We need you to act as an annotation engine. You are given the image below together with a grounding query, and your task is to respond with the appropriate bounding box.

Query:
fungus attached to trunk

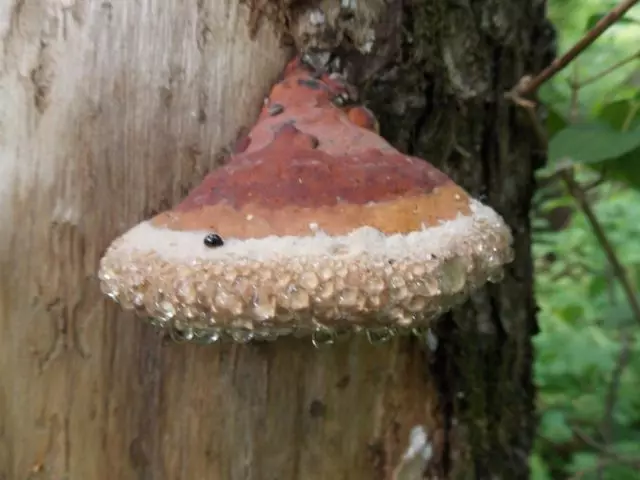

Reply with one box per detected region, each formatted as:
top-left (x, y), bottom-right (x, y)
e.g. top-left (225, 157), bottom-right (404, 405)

top-left (98, 56), bottom-right (514, 344)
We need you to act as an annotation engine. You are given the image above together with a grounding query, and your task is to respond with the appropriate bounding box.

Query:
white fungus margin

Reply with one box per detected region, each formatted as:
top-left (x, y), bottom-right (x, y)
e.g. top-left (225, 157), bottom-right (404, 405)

top-left (98, 199), bottom-right (513, 341)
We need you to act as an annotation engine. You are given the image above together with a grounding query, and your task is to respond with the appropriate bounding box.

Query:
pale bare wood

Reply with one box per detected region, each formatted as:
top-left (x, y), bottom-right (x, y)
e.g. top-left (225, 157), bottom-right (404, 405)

top-left (0, 2), bottom-right (439, 479)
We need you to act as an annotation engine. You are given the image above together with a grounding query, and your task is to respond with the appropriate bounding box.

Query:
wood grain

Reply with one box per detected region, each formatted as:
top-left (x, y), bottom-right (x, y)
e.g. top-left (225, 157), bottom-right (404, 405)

top-left (0, 1), bottom-right (439, 479)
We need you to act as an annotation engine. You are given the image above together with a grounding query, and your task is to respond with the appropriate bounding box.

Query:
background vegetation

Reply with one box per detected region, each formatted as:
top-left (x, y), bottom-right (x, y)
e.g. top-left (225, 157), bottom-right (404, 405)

top-left (531, 1), bottom-right (640, 478)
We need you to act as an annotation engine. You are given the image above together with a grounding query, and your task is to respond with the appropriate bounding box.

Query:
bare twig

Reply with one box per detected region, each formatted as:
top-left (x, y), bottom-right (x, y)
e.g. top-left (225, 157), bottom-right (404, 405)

top-left (574, 49), bottom-right (640, 88)
top-left (621, 100), bottom-right (640, 131)
top-left (510, 9), bottom-right (640, 473)
top-left (514, 0), bottom-right (640, 97)
top-left (597, 331), bottom-right (634, 478)
top-left (572, 426), bottom-right (640, 466)
top-left (513, 93), bottom-right (640, 326)
top-left (509, 6), bottom-right (640, 467)
top-left (579, 170), bottom-right (608, 192)
top-left (569, 62), bottom-right (581, 121)
top-left (570, 456), bottom-right (640, 479)
top-left (560, 171), bottom-right (640, 325)
top-left (570, 459), bottom-right (610, 479)
top-left (601, 332), bottom-right (633, 439)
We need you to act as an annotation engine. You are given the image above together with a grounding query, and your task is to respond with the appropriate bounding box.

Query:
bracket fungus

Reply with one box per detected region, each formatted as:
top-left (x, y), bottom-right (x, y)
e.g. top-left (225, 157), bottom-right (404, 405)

top-left (98, 56), bottom-right (514, 345)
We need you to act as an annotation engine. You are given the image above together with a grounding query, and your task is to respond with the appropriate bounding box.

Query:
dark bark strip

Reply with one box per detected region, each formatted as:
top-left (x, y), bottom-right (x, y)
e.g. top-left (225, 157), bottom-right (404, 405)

top-left (351, 0), bottom-right (555, 477)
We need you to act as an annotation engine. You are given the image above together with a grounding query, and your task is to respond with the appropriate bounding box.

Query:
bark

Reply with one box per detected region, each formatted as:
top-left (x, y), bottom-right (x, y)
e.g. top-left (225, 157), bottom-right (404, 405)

top-left (352, 1), bottom-right (556, 477)
top-left (0, 1), bottom-right (553, 479)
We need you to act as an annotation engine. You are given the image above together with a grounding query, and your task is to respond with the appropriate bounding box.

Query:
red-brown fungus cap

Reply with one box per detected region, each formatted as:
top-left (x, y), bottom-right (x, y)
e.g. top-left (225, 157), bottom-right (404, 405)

top-left (98, 56), bottom-right (514, 344)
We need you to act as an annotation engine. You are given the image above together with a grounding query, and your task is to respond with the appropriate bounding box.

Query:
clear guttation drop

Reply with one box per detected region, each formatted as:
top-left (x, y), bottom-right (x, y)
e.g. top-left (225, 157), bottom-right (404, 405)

top-left (154, 321), bottom-right (450, 348)
top-left (312, 328), bottom-right (337, 348)
top-left (170, 326), bottom-right (194, 343)
top-left (366, 327), bottom-right (396, 345)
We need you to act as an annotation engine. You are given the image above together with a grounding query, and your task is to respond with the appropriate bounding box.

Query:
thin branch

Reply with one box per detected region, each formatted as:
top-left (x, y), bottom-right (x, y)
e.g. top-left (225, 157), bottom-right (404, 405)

top-left (569, 62), bottom-right (581, 121)
top-left (520, 103), bottom-right (549, 149)
top-left (513, 99), bottom-right (640, 326)
top-left (621, 100), bottom-right (640, 131)
top-left (569, 456), bottom-right (640, 479)
top-left (601, 332), bottom-right (633, 442)
top-left (580, 170), bottom-right (608, 192)
top-left (572, 426), bottom-right (640, 466)
top-left (560, 171), bottom-right (640, 325)
top-left (573, 50), bottom-right (640, 88)
top-left (597, 331), bottom-right (634, 479)
top-left (515, 0), bottom-right (640, 97)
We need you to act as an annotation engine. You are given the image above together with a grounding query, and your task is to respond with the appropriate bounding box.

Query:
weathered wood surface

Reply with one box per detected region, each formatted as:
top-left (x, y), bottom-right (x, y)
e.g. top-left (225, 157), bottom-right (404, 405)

top-left (0, 2), bottom-right (440, 479)
top-left (0, 0), bottom-right (552, 478)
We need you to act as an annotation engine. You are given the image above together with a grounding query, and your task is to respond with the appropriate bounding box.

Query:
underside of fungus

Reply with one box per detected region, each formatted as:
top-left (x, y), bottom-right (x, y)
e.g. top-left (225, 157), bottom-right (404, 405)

top-left (98, 56), bottom-right (514, 345)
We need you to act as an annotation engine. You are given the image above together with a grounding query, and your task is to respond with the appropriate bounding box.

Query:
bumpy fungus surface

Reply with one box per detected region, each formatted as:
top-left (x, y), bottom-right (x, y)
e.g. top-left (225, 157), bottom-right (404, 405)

top-left (98, 57), bottom-right (514, 343)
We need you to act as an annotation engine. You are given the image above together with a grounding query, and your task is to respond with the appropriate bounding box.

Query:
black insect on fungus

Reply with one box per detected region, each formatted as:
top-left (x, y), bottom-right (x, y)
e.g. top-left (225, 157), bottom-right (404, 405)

top-left (308, 135), bottom-right (320, 149)
top-left (268, 103), bottom-right (285, 116)
top-left (297, 78), bottom-right (324, 90)
top-left (204, 233), bottom-right (224, 248)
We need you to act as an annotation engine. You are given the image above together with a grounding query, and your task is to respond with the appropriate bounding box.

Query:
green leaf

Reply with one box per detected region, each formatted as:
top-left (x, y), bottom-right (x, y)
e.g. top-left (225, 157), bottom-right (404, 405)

top-left (534, 3), bottom-right (640, 477)
top-left (557, 304), bottom-right (585, 323)
top-left (591, 147), bottom-right (640, 189)
top-left (568, 452), bottom-right (599, 475)
top-left (623, 68), bottom-right (640, 89)
top-left (540, 410), bottom-right (574, 443)
top-left (548, 122), bottom-right (640, 169)
top-left (546, 106), bottom-right (569, 139)
top-left (530, 453), bottom-right (553, 480)
top-left (598, 99), bottom-right (640, 130)
top-left (599, 300), bottom-right (640, 328)
top-left (587, 275), bottom-right (608, 298)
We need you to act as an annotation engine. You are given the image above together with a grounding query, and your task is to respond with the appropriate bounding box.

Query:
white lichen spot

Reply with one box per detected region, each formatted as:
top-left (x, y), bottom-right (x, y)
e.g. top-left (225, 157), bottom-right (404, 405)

top-left (392, 425), bottom-right (433, 480)
top-left (426, 328), bottom-right (438, 352)
top-left (341, 0), bottom-right (357, 10)
top-left (405, 426), bottom-right (433, 461)
top-left (52, 201), bottom-right (81, 226)
top-left (308, 8), bottom-right (326, 26)
top-left (359, 28), bottom-right (376, 54)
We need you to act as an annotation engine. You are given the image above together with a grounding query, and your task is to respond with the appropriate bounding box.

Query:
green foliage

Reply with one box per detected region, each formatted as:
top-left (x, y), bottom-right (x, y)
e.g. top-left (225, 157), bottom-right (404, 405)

top-left (533, 1), bottom-right (640, 478)
top-left (541, 2), bottom-right (640, 188)
top-left (534, 182), bottom-right (640, 479)
top-left (548, 122), bottom-right (640, 171)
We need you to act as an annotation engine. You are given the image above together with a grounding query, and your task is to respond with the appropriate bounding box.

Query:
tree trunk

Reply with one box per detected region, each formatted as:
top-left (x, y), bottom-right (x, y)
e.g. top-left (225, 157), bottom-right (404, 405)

top-left (0, 1), bottom-right (552, 479)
